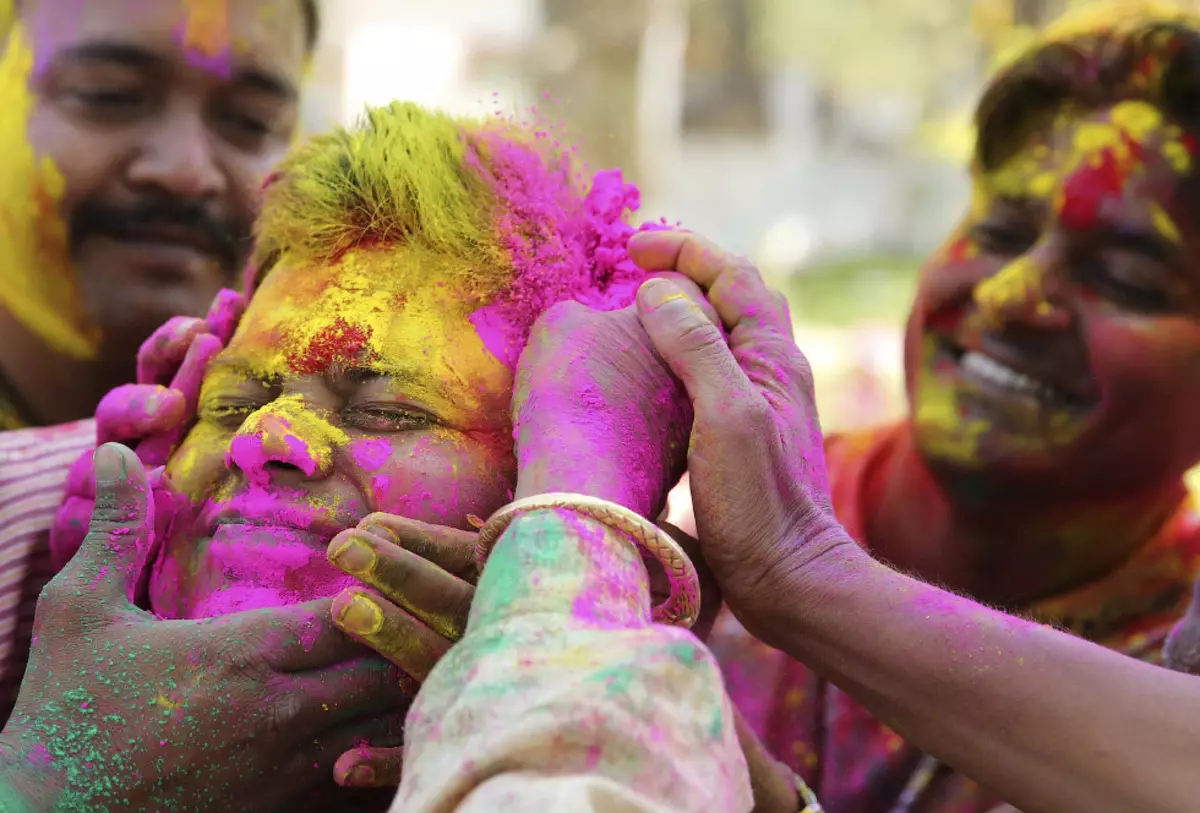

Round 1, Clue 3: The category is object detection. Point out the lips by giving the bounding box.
[201,490,360,545]
[934,333,1098,408]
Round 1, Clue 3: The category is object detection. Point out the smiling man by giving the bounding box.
[0,0,314,428]
[705,2,1200,811]
[0,0,317,725]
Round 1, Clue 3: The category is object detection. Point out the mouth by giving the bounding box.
[121,223,219,256]
[935,337,1098,410]
[93,223,234,278]
[202,492,358,544]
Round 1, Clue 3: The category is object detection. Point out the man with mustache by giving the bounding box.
[0,0,314,428]
[0,0,328,766]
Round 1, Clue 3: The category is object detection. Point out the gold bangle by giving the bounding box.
[474,493,701,629]
[788,769,824,813]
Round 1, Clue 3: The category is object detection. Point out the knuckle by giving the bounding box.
[673,314,724,353]
[729,397,775,437]
[732,255,765,284]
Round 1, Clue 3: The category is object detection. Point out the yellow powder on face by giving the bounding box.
[1151,202,1183,244]
[973,100,1192,320]
[974,255,1046,326]
[912,335,1087,465]
[0,22,98,358]
[180,0,231,62]
[912,338,991,466]
[234,245,511,417]
[237,393,348,466]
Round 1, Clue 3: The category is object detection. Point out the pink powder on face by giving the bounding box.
[466,138,674,367]
[187,525,359,616]
[349,438,391,472]
[226,429,319,486]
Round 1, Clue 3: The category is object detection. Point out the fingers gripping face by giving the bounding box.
[326,514,477,683]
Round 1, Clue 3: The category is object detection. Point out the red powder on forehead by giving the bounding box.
[1058,147,1128,231]
[287,318,375,375]
[465,129,673,368]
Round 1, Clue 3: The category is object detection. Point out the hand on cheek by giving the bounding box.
[326,514,480,789]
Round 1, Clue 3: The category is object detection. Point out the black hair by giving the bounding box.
[975,21,1200,172]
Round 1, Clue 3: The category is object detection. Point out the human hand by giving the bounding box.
[50,290,244,569]
[628,231,851,642]
[322,513,724,788]
[324,514,478,788]
[512,275,710,519]
[4,444,406,812]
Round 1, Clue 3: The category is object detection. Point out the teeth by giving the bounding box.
[960,351,1058,399]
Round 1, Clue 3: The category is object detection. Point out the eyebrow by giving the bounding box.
[55,41,297,101]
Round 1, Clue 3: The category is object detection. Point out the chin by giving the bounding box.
[914,424,1088,496]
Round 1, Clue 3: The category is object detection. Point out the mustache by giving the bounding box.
[69,196,248,274]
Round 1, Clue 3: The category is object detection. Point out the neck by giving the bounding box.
[0,309,133,427]
[865,427,1185,609]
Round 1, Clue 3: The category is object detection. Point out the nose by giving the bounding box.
[972,247,1072,331]
[227,396,344,487]
[126,104,227,199]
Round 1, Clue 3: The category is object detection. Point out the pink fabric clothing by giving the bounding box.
[0,420,96,723]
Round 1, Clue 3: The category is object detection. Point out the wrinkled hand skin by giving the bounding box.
[2,444,404,813]
[51,291,245,570]
[512,275,704,519]
[630,231,850,643]
[324,514,479,789]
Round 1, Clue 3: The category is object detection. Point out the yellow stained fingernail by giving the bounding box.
[338,595,384,636]
[330,536,377,575]
[639,278,688,311]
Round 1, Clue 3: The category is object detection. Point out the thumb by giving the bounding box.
[636,278,754,415]
[67,443,156,607]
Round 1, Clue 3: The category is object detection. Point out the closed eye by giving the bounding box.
[344,404,435,433]
[199,399,266,429]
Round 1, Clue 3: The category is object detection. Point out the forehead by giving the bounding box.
[984,101,1195,195]
[23,0,306,79]
[225,248,512,404]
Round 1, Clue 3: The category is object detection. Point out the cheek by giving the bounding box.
[356,433,514,528]
[1088,316,1200,387]
[223,150,284,215]
[911,250,999,329]
[166,423,234,501]
[27,109,117,210]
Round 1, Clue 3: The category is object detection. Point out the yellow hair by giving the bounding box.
[253,102,538,292]
[252,100,654,369]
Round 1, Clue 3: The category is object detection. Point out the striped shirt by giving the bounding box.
[0,420,96,722]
